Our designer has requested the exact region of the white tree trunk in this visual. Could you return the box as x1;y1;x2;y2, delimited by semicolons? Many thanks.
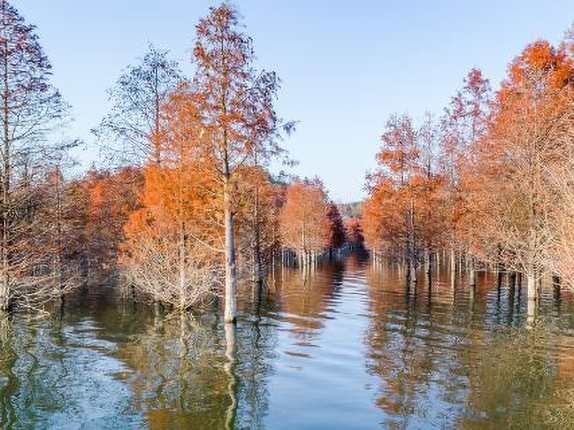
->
527;272;537;302
0;280;8;312
224;185;237;324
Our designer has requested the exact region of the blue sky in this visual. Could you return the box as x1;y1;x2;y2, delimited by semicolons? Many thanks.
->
17;0;574;202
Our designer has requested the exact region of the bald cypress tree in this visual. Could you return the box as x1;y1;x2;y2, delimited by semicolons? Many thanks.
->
93;45;182;167
0;0;68;310
191;3;289;323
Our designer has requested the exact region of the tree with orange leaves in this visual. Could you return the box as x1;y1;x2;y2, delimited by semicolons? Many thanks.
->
364;112;447;280
122;163;221;310
279;179;330;265
365;114;422;280
121;89;223;309
440;68;492;284
235;165;282;288
479;40;574;302
81;167;143;281
189;3;291;323
345;218;364;249
363;178;397;257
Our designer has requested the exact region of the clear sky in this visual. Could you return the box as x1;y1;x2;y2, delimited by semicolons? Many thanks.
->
16;0;574;202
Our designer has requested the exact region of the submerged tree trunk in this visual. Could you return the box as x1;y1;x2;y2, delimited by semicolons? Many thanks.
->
252;190;263;304
526;271;537;303
408;258;416;288
224;322;238;430
424;249;430;275
553;275;561;302
252;175;263;286
0;279;8;312
0;47;10;312
178;220;187;310
469;260;476;287
526;293;536;329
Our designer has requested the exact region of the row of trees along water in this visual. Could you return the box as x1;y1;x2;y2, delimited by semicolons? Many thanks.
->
0;1;365;320
363;26;574;310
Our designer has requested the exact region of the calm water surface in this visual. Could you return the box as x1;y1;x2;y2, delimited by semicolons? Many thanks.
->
2;253;574;429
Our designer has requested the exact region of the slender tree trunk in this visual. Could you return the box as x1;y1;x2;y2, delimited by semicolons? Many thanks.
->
553;275;561;303
253;185;263;286
54;173;67;307
408;257;416;288
223;179;237;324
424;249;431;275
0;47;10;312
436;254;441;282
526;290;536;329
469;257;476;287
526;271;537;303
510;272;516;290
178;220;187;310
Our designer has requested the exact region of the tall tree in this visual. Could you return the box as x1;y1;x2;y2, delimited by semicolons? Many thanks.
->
483;41;574;301
122;95;221;309
440;69;492;282
0;0;68;310
35;158;85;305
94;44;182;166
191;3;289;323
369;114;421;277
326;203;346;251
279;179;329;263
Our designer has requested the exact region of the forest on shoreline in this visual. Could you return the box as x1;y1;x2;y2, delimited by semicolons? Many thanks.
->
0;1;363;319
2;0;574;322
363;29;574;309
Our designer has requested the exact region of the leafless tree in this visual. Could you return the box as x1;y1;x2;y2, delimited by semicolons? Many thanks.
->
0;1;75;311
93;44;182;166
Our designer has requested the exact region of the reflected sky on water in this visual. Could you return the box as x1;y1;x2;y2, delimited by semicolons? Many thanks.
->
1;253;574;429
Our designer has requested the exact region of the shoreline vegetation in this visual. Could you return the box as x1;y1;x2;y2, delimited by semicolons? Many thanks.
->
1;0;574;333
4;2;574;428
363;37;574;321
0;1;361;318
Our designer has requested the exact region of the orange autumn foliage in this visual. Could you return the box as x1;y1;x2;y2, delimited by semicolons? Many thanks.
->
279;180;330;258
364;114;446;263
345;218;364;249
120;91;224;308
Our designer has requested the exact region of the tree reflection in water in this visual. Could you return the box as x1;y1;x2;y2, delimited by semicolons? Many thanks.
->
112;306;278;430
364;259;574;430
1;256;574;429
458;321;574;430
0;312;16;428
270;259;345;352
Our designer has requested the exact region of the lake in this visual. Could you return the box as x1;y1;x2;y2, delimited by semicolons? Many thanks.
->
1;252;574;429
